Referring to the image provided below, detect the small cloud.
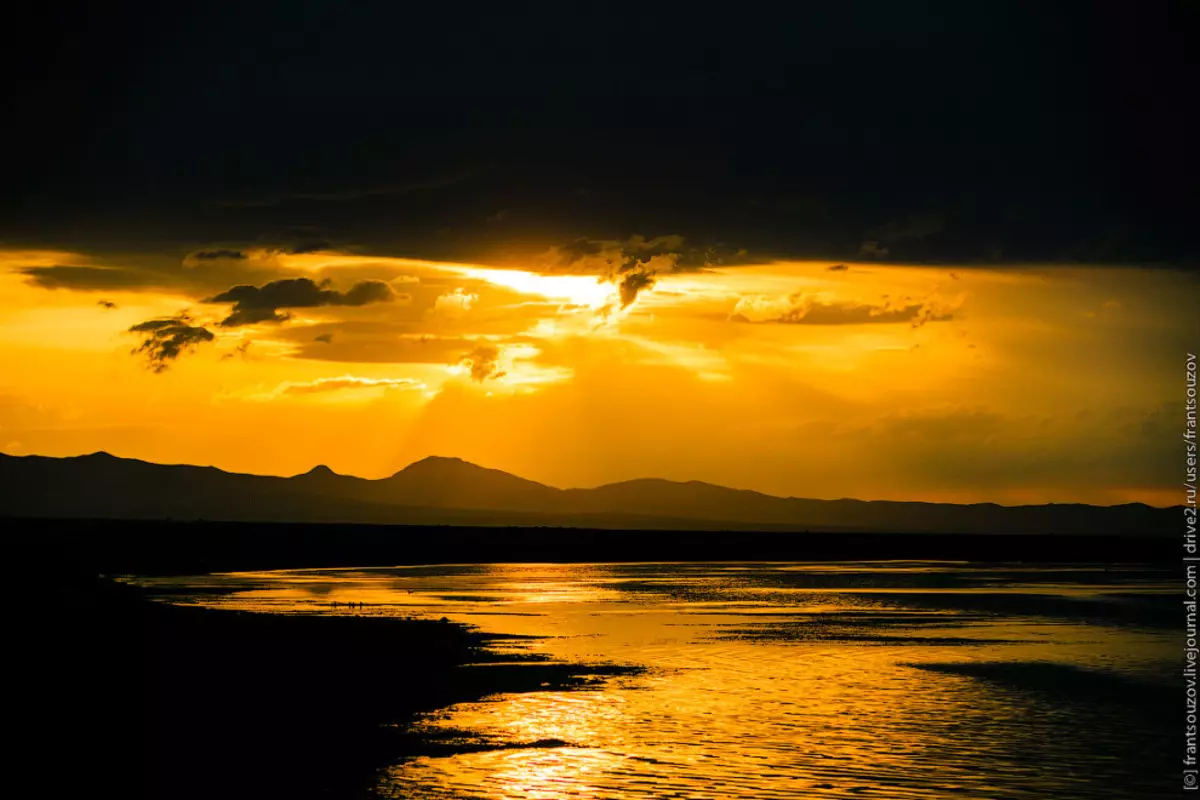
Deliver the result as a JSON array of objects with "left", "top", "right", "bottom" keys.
[
  {"left": 826, "top": 264, "right": 848, "bottom": 272},
  {"left": 204, "top": 277, "right": 396, "bottom": 327},
  {"left": 128, "top": 313, "right": 214, "bottom": 372},
  {"left": 314, "top": 333, "right": 334, "bottom": 344},
  {"left": 220, "top": 341, "right": 252, "bottom": 361},
  {"left": 97, "top": 299, "right": 117, "bottom": 310},
  {"left": 433, "top": 288, "right": 479, "bottom": 318},
  {"left": 485, "top": 209, "right": 509, "bottom": 224},
  {"left": 189, "top": 249, "right": 248, "bottom": 261},
  {"left": 458, "top": 344, "right": 505, "bottom": 382}
]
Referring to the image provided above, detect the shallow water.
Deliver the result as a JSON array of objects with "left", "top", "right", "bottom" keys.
[{"left": 135, "top": 562, "right": 1177, "bottom": 799}]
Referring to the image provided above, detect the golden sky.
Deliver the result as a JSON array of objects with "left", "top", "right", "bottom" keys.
[{"left": 0, "top": 242, "right": 1192, "bottom": 506}]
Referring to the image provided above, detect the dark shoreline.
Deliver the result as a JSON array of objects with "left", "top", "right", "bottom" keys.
[{"left": 26, "top": 571, "right": 639, "bottom": 800}]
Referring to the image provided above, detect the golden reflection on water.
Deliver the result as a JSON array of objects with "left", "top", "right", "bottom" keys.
[{"left": 137, "top": 562, "right": 1176, "bottom": 799}]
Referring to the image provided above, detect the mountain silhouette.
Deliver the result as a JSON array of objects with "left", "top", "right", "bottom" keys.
[{"left": 0, "top": 451, "right": 1175, "bottom": 535}]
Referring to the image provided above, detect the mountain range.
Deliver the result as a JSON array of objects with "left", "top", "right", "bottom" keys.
[{"left": 0, "top": 451, "right": 1176, "bottom": 536}]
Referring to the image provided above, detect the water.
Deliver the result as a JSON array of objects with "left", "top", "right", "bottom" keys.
[{"left": 134, "top": 562, "right": 1178, "bottom": 798}]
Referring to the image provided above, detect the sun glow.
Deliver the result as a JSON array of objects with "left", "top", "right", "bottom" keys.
[{"left": 451, "top": 266, "right": 616, "bottom": 309}]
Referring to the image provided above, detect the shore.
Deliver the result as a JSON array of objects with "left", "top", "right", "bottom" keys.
[{"left": 27, "top": 571, "right": 635, "bottom": 799}]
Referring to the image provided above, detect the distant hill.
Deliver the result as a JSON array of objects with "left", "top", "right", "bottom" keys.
[{"left": 0, "top": 451, "right": 1177, "bottom": 536}]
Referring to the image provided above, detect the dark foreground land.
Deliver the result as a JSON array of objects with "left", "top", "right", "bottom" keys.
[{"left": 23, "top": 570, "right": 637, "bottom": 800}]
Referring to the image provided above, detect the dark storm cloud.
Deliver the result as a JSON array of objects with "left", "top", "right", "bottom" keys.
[
  {"left": 128, "top": 314, "right": 214, "bottom": 372},
  {"left": 288, "top": 241, "right": 333, "bottom": 254},
  {"left": 203, "top": 277, "right": 396, "bottom": 327},
  {"left": 877, "top": 214, "right": 946, "bottom": 244},
  {"left": 2, "top": 5, "right": 1190, "bottom": 266},
  {"left": 544, "top": 235, "right": 685, "bottom": 274},
  {"left": 216, "top": 166, "right": 490, "bottom": 208},
  {"left": 732, "top": 294, "right": 955, "bottom": 328},
  {"left": 21, "top": 265, "right": 169, "bottom": 291}
]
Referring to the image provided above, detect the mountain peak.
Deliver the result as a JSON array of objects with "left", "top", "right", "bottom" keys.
[
  {"left": 296, "top": 464, "right": 339, "bottom": 478},
  {"left": 394, "top": 455, "right": 477, "bottom": 476},
  {"left": 391, "top": 455, "right": 553, "bottom": 489}
]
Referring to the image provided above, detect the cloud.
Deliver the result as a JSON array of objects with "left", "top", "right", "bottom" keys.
[
  {"left": 433, "top": 288, "right": 478, "bottom": 318},
  {"left": 459, "top": 344, "right": 505, "bottom": 382},
  {"left": 732, "top": 292, "right": 956, "bottom": 327},
  {"left": 826, "top": 263, "right": 848, "bottom": 272},
  {"left": 619, "top": 271, "right": 656, "bottom": 308},
  {"left": 288, "top": 240, "right": 334, "bottom": 254},
  {"left": 220, "top": 341, "right": 252, "bottom": 361},
  {"left": 204, "top": 277, "right": 397, "bottom": 327},
  {"left": 189, "top": 249, "right": 248, "bottom": 261},
  {"left": 857, "top": 214, "right": 947, "bottom": 261},
  {"left": 21, "top": 265, "right": 165, "bottom": 291},
  {"left": 279, "top": 376, "right": 424, "bottom": 395},
  {"left": 217, "top": 165, "right": 488, "bottom": 207},
  {"left": 285, "top": 327, "right": 488, "bottom": 364},
  {"left": 541, "top": 235, "right": 759, "bottom": 310},
  {"left": 541, "top": 234, "right": 698, "bottom": 308},
  {"left": 858, "top": 241, "right": 890, "bottom": 259},
  {"left": 877, "top": 213, "right": 945, "bottom": 243},
  {"left": 97, "top": 299, "right": 117, "bottom": 309},
  {"left": 544, "top": 234, "right": 683, "bottom": 273},
  {"left": 128, "top": 313, "right": 215, "bottom": 372}
]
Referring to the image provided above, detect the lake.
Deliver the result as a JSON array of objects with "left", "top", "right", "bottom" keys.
[{"left": 132, "top": 562, "right": 1177, "bottom": 799}]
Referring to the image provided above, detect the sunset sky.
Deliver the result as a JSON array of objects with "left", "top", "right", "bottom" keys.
[
  {"left": 1, "top": 242, "right": 1192, "bottom": 506},
  {"left": 1, "top": 3, "right": 1193, "bottom": 506}
]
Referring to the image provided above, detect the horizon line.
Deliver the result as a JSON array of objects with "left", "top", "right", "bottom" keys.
[{"left": 0, "top": 448, "right": 1178, "bottom": 511}]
